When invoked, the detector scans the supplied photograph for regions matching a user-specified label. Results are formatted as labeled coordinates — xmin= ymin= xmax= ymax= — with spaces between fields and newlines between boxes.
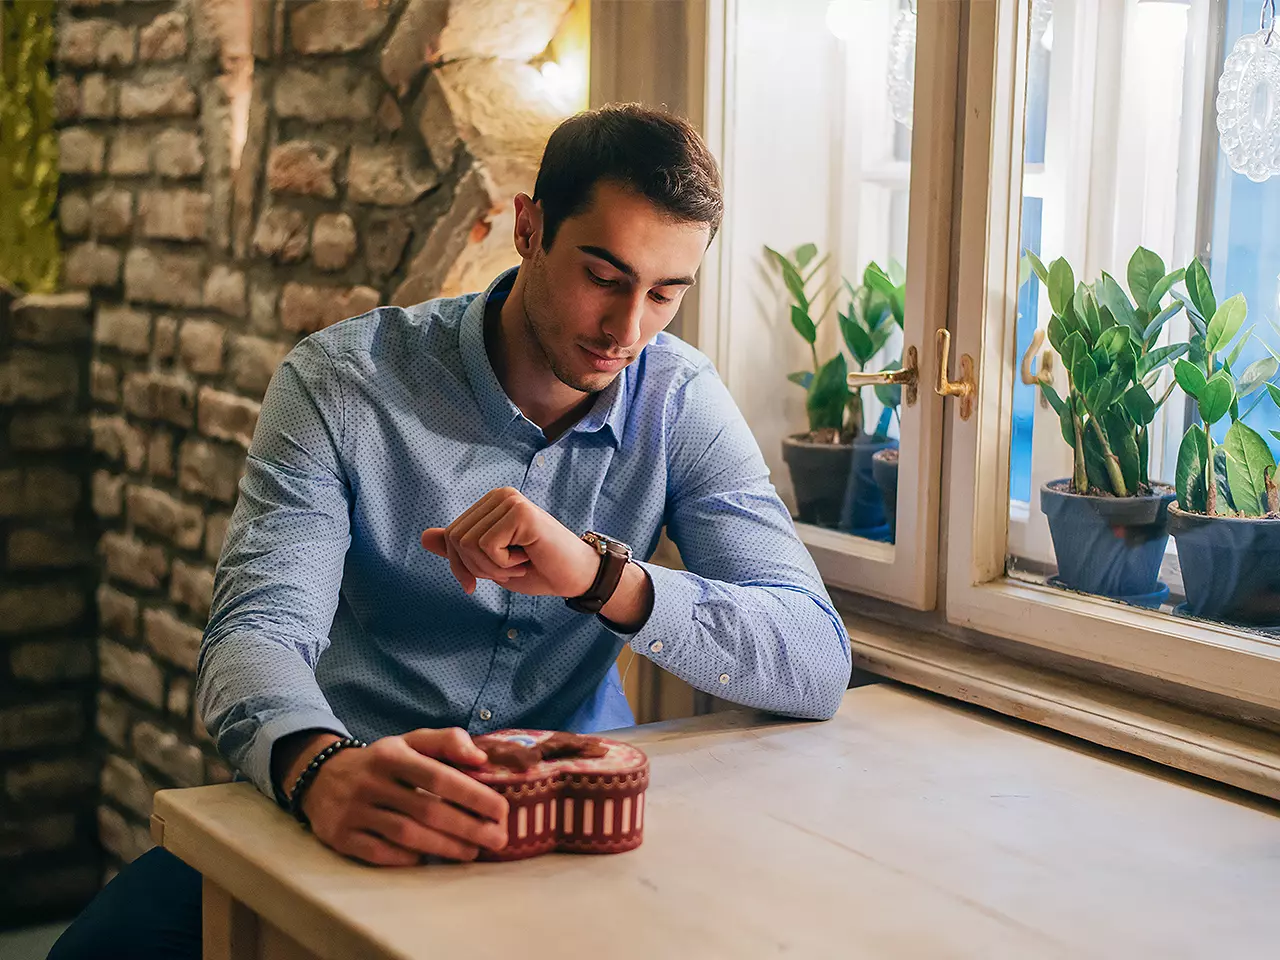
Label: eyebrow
xmin=577 ymin=245 xmax=696 ymax=288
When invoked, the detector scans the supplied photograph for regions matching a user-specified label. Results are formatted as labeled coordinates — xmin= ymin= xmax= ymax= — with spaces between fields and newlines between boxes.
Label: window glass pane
xmin=1005 ymin=0 xmax=1280 ymax=634
xmin=722 ymin=0 xmax=920 ymax=552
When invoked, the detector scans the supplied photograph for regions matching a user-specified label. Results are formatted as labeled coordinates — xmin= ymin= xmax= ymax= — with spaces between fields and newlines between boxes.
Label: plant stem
xmin=1155 ymin=379 xmax=1178 ymax=409
xmin=1267 ymin=467 xmax=1279 ymax=515
xmin=1088 ymin=415 xmax=1129 ymax=496
xmin=810 ymin=342 xmax=819 ymax=376
xmin=1071 ymin=402 xmax=1089 ymax=493
xmin=1206 ymin=433 xmax=1217 ymax=515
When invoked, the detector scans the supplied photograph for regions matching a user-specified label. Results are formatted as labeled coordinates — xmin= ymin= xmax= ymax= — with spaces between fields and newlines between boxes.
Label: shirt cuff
xmin=607 ymin=560 xmax=700 ymax=663
xmin=241 ymin=708 xmax=352 ymax=803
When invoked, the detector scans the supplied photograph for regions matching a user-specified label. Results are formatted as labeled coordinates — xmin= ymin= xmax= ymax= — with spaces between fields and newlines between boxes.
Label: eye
xmin=649 ymin=290 xmax=673 ymax=305
xmin=586 ymin=269 xmax=616 ymax=288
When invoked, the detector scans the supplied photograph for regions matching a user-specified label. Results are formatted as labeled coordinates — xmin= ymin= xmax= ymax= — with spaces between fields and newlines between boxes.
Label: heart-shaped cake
xmin=464 ymin=730 xmax=649 ymax=861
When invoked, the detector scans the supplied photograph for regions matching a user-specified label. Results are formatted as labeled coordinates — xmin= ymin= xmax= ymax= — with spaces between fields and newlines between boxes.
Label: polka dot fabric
xmin=196 ymin=268 xmax=852 ymax=799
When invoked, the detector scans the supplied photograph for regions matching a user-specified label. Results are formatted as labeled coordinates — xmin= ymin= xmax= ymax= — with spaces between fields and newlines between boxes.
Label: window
xmin=699 ymin=0 xmax=960 ymax=609
xmin=947 ymin=0 xmax=1280 ymax=714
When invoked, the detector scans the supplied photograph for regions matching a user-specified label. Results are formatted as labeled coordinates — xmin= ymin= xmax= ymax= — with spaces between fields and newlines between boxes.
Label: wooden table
xmin=152 ymin=683 xmax=1280 ymax=959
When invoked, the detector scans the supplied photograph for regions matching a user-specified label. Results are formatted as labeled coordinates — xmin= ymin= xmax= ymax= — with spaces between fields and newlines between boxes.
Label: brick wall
xmin=0 ymin=287 xmax=101 ymax=926
xmin=42 ymin=0 xmax=579 ymax=895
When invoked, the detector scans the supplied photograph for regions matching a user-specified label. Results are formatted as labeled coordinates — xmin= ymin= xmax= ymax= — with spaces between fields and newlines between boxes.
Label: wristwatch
xmin=565 ymin=531 xmax=633 ymax=614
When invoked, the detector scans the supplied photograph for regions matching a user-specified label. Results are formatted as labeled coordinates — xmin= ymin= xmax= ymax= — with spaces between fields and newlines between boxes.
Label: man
xmin=51 ymin=102 xmax=850 ymax=957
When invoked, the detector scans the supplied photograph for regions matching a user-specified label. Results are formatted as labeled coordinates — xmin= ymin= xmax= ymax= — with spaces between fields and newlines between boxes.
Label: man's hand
xmin=278 ymin=728 xmax=509 ymax=866
xmin=420 ymin=487 xmax=599 ymax=598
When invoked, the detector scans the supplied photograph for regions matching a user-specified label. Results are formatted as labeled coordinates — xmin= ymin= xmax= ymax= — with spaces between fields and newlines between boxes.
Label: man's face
xmin=518 ymin=180 xmax=711 ymax=394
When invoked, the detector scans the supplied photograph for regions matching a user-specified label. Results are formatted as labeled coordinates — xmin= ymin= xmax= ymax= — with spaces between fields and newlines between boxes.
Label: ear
xmin=512 ymin=194 xmax=543 ymax=259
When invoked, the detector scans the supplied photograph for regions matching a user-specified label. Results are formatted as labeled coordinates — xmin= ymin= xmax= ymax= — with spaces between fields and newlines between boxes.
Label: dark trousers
xmin=48 ymin=847 xmax=202 ymax=960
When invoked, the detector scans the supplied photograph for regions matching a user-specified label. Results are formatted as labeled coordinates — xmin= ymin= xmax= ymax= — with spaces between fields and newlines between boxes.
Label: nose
xmin=601 ymin=290 xmax=646 ymax=350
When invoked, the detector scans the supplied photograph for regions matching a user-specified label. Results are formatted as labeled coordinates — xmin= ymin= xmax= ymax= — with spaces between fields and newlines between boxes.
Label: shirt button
xmin=536 ymin=454 xmax=546 ymax=467
xmin=479 ymin=708 xmax=493 ymax=721
xmin=507 ymin=628 xmax=518 ymax=640
xmin=649 ymin=641 xmax=664 ymax=653
xmin=718 ymin=674 xmax=730 ymax=685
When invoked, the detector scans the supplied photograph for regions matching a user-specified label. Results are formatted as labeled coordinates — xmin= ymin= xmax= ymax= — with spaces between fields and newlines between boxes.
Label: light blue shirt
xmin=197 ymin=268 xmax=852 ymax=798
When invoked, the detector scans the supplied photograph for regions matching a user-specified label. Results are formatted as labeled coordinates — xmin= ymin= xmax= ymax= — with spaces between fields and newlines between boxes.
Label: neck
xmin=486 ymin=268 xmax=596 ymax=439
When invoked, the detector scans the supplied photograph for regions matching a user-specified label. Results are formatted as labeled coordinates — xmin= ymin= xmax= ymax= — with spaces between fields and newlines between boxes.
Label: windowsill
xmin=840 ymin=611 xmax=1280 ymax=803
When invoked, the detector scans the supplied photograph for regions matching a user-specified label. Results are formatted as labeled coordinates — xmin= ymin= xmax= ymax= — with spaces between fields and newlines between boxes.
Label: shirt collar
xmin=458 ymin=268 xmax=628 ymax=449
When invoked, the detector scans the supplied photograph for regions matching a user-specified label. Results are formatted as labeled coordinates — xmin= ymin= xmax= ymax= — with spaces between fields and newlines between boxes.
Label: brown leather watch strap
xmin=565 ymin=532 xmax=632 ymax=614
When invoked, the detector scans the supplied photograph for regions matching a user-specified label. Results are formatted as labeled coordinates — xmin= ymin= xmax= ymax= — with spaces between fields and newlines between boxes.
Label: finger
xmin=387 ymin=748 xmax=508 ymax=825
xmin=456 ymin=504 xmax=527 ymax=582
xmin=371 ymin=783 xmax=507 ymax=852
xmin=360 ymin=807 xmax=480 ymax=862
xmin=402 ymin=727 xmax=488 ymax=767
xmin=421 ymin=528 xmax=447 ymax=556
xmin=444 ymin=535 xmax=477 ymax=594
xmin=339 ymin=830 xmax=422 ymax=867
xmin=476 ymin=500 xmax=539 ymax=570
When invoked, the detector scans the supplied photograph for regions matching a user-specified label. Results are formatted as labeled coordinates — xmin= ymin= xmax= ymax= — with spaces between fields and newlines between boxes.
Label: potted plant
xmin=1021 ymin=246 xmax=1190 ymax=607
xmin=1168 ymin=258 xmax=1280 ymax=628
xmin=838 ymin=261 xmax=906 ymax=541
xmin=766 ymin=243 xmax=858 ymax=528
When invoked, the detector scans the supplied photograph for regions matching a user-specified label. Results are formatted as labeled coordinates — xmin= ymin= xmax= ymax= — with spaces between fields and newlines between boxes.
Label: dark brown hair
xmin=532 ymin=103 xmax=723 ymax=249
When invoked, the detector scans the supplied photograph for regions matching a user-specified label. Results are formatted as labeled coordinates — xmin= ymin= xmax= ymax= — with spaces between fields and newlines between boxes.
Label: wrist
xmin=273 ymin=731 xmax=344 ymax=802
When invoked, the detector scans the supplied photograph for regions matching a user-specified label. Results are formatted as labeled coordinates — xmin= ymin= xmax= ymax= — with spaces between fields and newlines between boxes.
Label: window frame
xmin=943 ymin=0 xmax=1280 ymax=716
xmin=695 ymin=0 xmax=962 ymax=610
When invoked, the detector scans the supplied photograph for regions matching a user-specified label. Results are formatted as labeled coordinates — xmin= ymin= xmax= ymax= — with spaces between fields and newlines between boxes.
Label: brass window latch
xmin=846 ymin=345 xmax=920 ymax=406
xmin=935 ymin=328 xmax=975 ymax=420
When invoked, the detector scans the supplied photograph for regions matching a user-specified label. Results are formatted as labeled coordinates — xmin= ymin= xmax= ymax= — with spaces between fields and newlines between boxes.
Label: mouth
xmin=578 ymin=345 xmax=630 ymax=373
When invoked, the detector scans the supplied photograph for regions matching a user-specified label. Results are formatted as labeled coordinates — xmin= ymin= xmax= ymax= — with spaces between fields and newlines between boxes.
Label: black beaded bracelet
xmin=286 ymin=736 xmax=367 ymax=826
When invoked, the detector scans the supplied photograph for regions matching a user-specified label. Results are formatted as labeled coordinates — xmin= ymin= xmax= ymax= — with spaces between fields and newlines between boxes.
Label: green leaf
xmin=1105 ymin=409 xmax=1141 ymax=495
xmin=840 ymin=312 xmax=874 ymax=364
xmin=791 ymin=305 xmax=817 ymax=345
xmin=1199 ymin=369 xmax=1235 ymax=425
xmin=766 ymin=246 xmax=809 ymax=312
xmin=1206 ymin=293 xmax=1247 ymax=355
xmin=1185 ymin=257 xmax=1216 ymax=323
xmin=1174 ymin=357 xmax=1207 ymax=400
xmin=1084 ymin=373 xmax=1113 ymax=414
xmin=1176 ymin=425 xmax=1209 ymax=513
xmin=875 ymin=360 xmax=903 ymax=409
xmin=1188 ymin=334 xmax=1208 ymax=368
xmin=1063 ymin=332 xmax=1091 ymax=380
xmin=1081 ymin=290 xmax=1102 ymax=343
xmin=1046 ymin=315 xmax=1070 ymax=354
xmin=794 ymin=243 xmax=818 ymax=269
xmin=1083 ymin=422 xmax=1113 ymax=493
xmin=1224 ymin=419 xmax=1278 ymax=516
xmin=806 ymin=354 xmax=849 ymax=432
xmin=1139 ymin=424 xmax=1150 ymax=486
xmin=1127 ymin=247 xmax=1166 ymax=313
xmin=1059 ymin=400 xmax=1078 ymax=447
xmin=1048 ymin=258 xmax=1075 ymax=316
xmin=1095 ymin=325 xmax=1131 ymax=364
xmin=870 ymin=318 xmax=896 ymax=356
xmin=1039 ymin=381 xmax=1066 ymax=416
xmin=1123 ymin=384 xmax=1157 ymax=425
xmin=1142 ymin=300 xmax=1184 ymax=345
xmin=1225 ymin=324 xmax=1256 ymax=370
xmin=787 ymin=371 xmax=814 ymax=391
xmin=1096 ymin=273 xmax=1141 ymax=336
xmin=1272 ymin=430 xmax=1280 ymax=446
xmin=1137 ymin=342 xmax=1189 ymax=380
xmin=1240 ymin=356 xmax=1280 ymax=397
xmin=1146 ymin=268 xmax=1185 ymax=316
xmin=1214 ymin=445 xmax=1237 ymax=514
xmin=1023 ymin=250 xmax=1051 ymax=288
xmin=1269 ymin=382 xmax=1280 ymax=408
xmin=1098 ymin=304 xmax=1118 ymax=332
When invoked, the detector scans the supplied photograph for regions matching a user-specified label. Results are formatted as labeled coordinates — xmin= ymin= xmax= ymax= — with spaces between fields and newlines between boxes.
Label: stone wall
xmin=45 ymin=0 xmax=581 ymax=893
xmin=0 ymin=287 xmax=101 ymax=926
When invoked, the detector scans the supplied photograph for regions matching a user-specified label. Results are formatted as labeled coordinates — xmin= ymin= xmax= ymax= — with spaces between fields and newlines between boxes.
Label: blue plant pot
xmin=1047 ymin=576 xmax=1169 ymax=610
xmin=1040 ymin=480 xmax=1175 ymax=599
xmin=1167 ymin=504 xmax=1280 ymax=628
xmin=840 ymin=435 xmax=898 ymax=539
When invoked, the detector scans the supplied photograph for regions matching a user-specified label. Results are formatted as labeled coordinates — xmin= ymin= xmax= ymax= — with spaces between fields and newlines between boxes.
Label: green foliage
xmin=767 ymin=244 xmax=904 ymax=440
xmin=1170 ymin=261 xmax=1280 ymax=517
xmin=0 ymin=1 xmax=61 ymax=293
xmin=1021 ymin=246 xmax=1186 ymax=497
